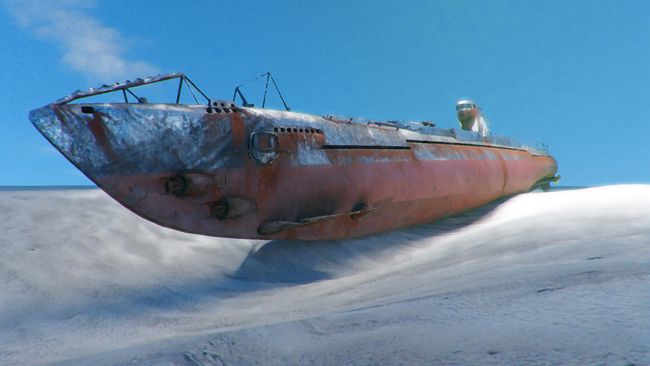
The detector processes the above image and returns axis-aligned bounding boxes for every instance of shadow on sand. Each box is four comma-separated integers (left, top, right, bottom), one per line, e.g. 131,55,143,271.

232,195,516,284
47,196,520,320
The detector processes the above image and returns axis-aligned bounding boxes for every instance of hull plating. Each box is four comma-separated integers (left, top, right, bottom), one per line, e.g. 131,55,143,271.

30,103,557,240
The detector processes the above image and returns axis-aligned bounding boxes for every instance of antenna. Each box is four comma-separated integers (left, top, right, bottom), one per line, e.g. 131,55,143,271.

232,72,291,111
233,87,253,107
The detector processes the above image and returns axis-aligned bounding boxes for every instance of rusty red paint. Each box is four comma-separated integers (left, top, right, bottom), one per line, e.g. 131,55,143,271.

230,110,247,149
91,142,556,240
86,112,115,160
29,74,558,240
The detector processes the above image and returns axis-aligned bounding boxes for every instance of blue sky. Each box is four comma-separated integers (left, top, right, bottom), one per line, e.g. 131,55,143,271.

0,0,648,186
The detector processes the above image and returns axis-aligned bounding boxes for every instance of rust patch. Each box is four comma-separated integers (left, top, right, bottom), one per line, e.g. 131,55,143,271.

87,112,115,160
230,111,246,149
493,149,509,194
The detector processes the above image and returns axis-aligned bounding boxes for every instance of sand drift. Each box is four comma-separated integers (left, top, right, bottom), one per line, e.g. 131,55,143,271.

1,186,649,365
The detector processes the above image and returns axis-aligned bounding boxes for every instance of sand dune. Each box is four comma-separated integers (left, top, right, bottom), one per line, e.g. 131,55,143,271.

1,186,649,365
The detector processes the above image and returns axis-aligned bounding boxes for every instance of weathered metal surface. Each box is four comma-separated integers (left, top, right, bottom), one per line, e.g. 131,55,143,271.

30,77,558,240
55,73,185,104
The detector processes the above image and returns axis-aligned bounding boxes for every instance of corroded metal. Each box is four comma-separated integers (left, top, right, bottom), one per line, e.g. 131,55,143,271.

30,74,558,240
55,73,185,104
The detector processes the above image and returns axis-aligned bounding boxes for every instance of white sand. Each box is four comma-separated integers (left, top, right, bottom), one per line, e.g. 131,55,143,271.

1,186,649,365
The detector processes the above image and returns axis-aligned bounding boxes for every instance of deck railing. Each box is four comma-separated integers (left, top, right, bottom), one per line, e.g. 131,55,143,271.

55,73,211,106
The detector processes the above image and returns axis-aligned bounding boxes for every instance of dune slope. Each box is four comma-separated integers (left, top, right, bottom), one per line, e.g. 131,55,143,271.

1,186,649,365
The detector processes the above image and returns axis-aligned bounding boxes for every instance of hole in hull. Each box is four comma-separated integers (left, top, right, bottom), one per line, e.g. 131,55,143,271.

81,106,95,114
165,174,188,197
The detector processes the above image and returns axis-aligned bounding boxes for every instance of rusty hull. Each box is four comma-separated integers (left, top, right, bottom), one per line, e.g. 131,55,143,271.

30,98,557,240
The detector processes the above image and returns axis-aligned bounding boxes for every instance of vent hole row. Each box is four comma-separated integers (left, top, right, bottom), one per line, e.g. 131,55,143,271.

273,127,323,134
207,102,237,114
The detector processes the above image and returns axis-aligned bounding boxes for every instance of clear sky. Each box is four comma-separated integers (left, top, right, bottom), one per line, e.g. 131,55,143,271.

1,0,648,186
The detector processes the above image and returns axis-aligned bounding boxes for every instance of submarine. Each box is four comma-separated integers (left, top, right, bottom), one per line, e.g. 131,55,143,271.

30,73,558,240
